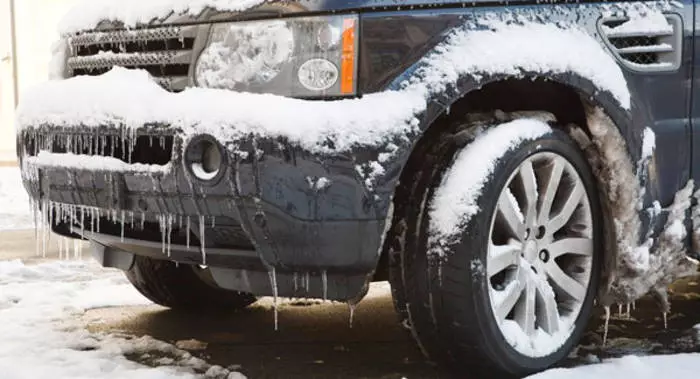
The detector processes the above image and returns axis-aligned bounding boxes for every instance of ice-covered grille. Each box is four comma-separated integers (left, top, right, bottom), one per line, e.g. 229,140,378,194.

67,26,198,92
20,131,175,166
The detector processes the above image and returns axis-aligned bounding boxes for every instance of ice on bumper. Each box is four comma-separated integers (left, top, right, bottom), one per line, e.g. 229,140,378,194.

26,151,172,175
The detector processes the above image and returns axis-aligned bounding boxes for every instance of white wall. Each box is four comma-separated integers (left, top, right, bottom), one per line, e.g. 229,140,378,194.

0,0,80,162
0,0,15,162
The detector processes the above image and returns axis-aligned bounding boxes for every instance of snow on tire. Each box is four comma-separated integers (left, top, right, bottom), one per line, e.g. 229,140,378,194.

395,115,602,377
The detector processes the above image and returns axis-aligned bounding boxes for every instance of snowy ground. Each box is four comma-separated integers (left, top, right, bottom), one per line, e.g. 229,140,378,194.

1,167,699,378
0,168,244,378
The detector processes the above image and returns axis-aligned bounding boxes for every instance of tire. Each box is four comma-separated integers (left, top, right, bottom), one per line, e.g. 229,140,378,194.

394,116,602,377
126,256,257,310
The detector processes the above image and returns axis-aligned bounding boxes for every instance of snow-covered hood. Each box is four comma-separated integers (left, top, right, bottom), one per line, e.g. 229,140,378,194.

59,0,538,34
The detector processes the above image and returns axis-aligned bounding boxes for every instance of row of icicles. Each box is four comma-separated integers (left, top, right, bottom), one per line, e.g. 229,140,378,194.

29,198,360,331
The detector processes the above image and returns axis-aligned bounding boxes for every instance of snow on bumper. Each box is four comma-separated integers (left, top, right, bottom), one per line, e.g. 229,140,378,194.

17,68,424,156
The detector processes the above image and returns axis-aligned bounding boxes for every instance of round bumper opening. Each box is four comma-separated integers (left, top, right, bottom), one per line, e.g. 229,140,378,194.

184,135,226,184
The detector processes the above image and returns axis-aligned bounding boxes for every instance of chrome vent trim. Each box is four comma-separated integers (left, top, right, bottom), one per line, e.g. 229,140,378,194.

66,26,198,92
599,14,682,72
69,26,198,46
68,51,193,70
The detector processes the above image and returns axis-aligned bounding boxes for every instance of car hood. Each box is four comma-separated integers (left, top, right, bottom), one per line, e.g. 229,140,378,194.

59,0,502,34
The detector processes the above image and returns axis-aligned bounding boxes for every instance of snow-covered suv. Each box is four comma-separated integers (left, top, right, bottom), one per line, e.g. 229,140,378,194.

15,0,700,376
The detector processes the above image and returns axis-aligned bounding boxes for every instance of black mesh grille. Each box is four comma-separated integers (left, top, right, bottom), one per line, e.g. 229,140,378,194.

620,52,659,65
21,131,175,165
609,36,659,49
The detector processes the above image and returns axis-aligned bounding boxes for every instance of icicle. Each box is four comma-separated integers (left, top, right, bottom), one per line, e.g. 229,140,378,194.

120,210,126,242
186,216,191,249
625,304,631,319
348,303,357,328
80,207,85,238
159,214,166,253
90,207,95,233
268,268,279,331
140,211,146,230
304,272,310,292
632,301,636,311
166,214,173,257
603,306,611,346
663,312,668,330
322,270,328,301
617,304,622,316
211,216,216,228
199,215,207,264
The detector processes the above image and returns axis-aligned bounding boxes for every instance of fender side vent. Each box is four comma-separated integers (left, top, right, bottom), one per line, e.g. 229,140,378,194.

599,14,682,72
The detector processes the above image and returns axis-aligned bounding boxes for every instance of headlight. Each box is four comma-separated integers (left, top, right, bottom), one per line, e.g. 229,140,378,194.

195,15,358,97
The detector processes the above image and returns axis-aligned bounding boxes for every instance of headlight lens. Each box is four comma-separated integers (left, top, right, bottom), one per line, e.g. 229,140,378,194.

195,15,358,97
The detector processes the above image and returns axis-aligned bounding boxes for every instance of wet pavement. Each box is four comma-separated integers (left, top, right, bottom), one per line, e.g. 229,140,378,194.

1,230,699,379
83,278,700,379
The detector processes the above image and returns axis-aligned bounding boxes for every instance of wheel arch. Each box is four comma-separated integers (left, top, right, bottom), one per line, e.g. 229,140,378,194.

376,73,646,303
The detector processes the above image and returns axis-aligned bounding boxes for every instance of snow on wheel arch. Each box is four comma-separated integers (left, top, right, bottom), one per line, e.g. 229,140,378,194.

428,118,552,258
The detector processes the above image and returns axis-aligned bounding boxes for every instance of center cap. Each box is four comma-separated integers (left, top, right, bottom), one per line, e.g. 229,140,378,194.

523,240,538,262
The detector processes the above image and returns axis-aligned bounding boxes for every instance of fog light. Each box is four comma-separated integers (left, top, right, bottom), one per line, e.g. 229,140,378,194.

298,58,338,91
185,136,225,183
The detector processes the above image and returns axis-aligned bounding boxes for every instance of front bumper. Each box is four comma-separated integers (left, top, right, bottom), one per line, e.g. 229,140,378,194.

16,69,415,300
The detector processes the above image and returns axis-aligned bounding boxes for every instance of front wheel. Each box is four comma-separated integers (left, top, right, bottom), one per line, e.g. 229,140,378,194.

126,256,257,311
394,116,602,377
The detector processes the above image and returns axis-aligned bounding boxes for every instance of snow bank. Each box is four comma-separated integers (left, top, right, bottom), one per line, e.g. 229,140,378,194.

0,259,244,378
428,118,551,256
59,0,267,34
528,354,700,379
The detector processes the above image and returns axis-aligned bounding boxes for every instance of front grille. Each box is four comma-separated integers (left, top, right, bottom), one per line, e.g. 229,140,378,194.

67,26,198,92
21,131,175,165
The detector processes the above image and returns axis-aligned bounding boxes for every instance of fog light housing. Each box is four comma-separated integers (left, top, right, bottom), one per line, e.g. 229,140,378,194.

184,136,225,184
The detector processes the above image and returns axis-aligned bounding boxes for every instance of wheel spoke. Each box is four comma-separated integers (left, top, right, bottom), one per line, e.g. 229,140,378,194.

486,151,594,357
547,181,584,233
546,262,586,302
514,278,537,336
493,272,526,322
548,237,593,259
488,244,521,277
538,158,564,225
535,277,560,334
520,160,538,225
498,192,525,237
